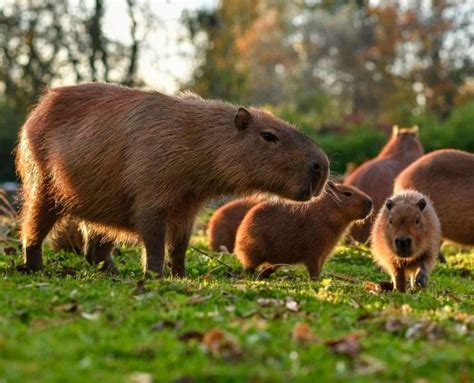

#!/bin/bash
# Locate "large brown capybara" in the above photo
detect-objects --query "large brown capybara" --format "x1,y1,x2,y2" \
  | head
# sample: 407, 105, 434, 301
371, 190, 441, 292
234, 183, 373, 279
395, 149, 474, 246
48, 220, 117, 273
344, 125, 424, 243
207, 196, 261, 253
16, 83, 329, 277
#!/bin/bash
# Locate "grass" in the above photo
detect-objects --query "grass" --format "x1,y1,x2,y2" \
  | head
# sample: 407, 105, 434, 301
0, 213, 473, 382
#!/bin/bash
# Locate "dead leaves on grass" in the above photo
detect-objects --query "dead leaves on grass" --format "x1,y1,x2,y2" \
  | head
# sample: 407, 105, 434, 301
292, 323, 318, 343
325, 332, 364, 358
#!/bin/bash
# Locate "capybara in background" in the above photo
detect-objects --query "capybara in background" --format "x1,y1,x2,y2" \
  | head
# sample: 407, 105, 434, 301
371, 190, 441, 292
395, 149, 474, 246
344, 125, 424, 243
48, 220, 117, 273
16, 83, 329, 277
235, 183, 373, 279
207, 196, 261, 252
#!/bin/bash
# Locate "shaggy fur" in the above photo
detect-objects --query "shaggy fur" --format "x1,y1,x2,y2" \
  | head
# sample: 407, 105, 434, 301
395, 149, 474, 246
344, 125, 424, 243
207, 196, 261, 253
234, 183, 373, 279
371, 190, 441, 292
16, 83, 329, 277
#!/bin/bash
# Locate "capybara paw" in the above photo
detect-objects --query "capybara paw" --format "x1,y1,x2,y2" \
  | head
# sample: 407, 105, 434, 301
379, 281, 394, 291
415, 272, 428, 288
171, 267, 186, 278
101, 262, 119, 275
16, 263, 42, 273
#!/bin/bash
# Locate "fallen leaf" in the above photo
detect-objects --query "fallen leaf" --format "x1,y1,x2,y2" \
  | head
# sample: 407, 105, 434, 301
81, 311, 101, 321
405, 320, 442, 340
186, 294, 212, 305
53, 302, 79, 313
325, 332, 363, 358
354, 354, 386, 375
127, 372, 153, 383
201, 328, 242, 360
292, 323, 318, 343
257, 298, 283, 307
364, 281, 382, 293
178, 330, 203, 342
285, 298, 299, 312
384, 317, 403, 332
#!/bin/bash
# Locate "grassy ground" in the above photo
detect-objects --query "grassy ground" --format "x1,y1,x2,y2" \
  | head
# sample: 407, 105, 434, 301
0, 215, 473, 382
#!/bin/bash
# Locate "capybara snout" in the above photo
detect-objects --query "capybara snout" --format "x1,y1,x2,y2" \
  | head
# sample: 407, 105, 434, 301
394, 237, 412, 257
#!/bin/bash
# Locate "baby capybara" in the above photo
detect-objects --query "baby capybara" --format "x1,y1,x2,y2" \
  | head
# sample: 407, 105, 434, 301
371, 190, 441, 292
16, 83, 329, 277
234, 183, 373, 279
344, 125, 424, 243
48, 220, 117, 273
395, 149, 474, 246
207, 196, 261, 252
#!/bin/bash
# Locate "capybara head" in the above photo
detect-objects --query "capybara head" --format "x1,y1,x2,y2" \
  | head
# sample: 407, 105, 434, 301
330, 183, 373, 221
380, 191, 433, 258
231, 107, 329, 201
389, 125, 423, 154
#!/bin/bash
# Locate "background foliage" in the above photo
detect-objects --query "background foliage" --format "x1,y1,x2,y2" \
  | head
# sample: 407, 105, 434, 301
0, 0, 473, 180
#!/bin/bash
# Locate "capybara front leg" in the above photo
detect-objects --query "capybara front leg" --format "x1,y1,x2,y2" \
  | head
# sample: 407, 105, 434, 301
139, 217, 167, 277
414, 264, 429, 288
20, 196, 58, 272
84, 231, 117, 274
167, 223, 193, 278
392, 268, 406, 292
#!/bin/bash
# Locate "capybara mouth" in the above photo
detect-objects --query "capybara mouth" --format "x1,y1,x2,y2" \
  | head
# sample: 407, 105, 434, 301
395, 248, 413, 258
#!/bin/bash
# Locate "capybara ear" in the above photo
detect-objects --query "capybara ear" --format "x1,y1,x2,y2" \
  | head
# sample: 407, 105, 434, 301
234, 107, 252, 131
416, 198, 427, 211
392, 125, 399, 136
386, 199, 395, 211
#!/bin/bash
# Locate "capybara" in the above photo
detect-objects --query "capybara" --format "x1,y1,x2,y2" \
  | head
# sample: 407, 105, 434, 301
371, 190, 441, 292
344, 125, 424, 243
48, 220, 117, 273
234, 183, 373, 279
207, 196, 261, 252
395, 149, 474, 246
16, 83, 329, 277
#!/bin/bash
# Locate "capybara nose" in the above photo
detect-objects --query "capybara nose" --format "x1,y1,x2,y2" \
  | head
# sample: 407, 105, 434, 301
395, 237, 412, 255
365, 199, 373, 210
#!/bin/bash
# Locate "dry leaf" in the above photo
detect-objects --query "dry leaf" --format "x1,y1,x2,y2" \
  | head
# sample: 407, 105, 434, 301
81, 311, 101, 321
354, 355, 386, 375
201, 328, 242, 360
151, 320, 181, 332
186, 294, 212, 305
292, 323, 318, 343
325, 332, 363, 358
53, 302, 79, 313
127, 372, 153, 383
364, 281, 382, 293
178, 330, 203, 342
257, 298, 283, 307
285, 298, 299, 312
384, 317, 403, 332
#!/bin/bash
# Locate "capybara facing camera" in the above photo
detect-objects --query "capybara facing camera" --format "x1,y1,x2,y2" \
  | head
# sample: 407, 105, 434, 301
371, 190, 441, 292
234, 183, 373, 279
16, 83, 329, 277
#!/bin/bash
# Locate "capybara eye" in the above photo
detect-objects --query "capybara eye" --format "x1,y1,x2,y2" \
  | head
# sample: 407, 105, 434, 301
389, 218, 393, 225
416, 218, 420, 225
343, 191, 353, 197
260, 131, 279, 143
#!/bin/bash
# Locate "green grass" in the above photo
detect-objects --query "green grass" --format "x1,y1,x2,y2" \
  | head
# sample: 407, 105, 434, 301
0, 234, 473, 382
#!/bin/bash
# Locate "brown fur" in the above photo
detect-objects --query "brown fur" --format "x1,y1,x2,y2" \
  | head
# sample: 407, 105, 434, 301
234, 183, 373, 279
344, 125, 424, 243
371, 190, 441, 292
16, 83, 329, 277
395, 149, 474, 246
207, 196, 261, 252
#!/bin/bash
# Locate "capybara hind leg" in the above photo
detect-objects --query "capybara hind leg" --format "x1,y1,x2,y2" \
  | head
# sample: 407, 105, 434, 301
20, 197, 58, 272
84, 233, 117, 274
392, 268, 406, 292
138, 217, 167, 277
167, 221, 194, 278
305, 262, 321, 280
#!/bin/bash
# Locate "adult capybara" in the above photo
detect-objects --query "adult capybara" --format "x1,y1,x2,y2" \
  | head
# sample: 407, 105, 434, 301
371, 190, 441, 292
234, 183, 373, 279
395, 149, 474, 246
207, 196, 261, 253
16, 83, 329, 277
48, 220, 117, 273
344, 125, 424, 243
